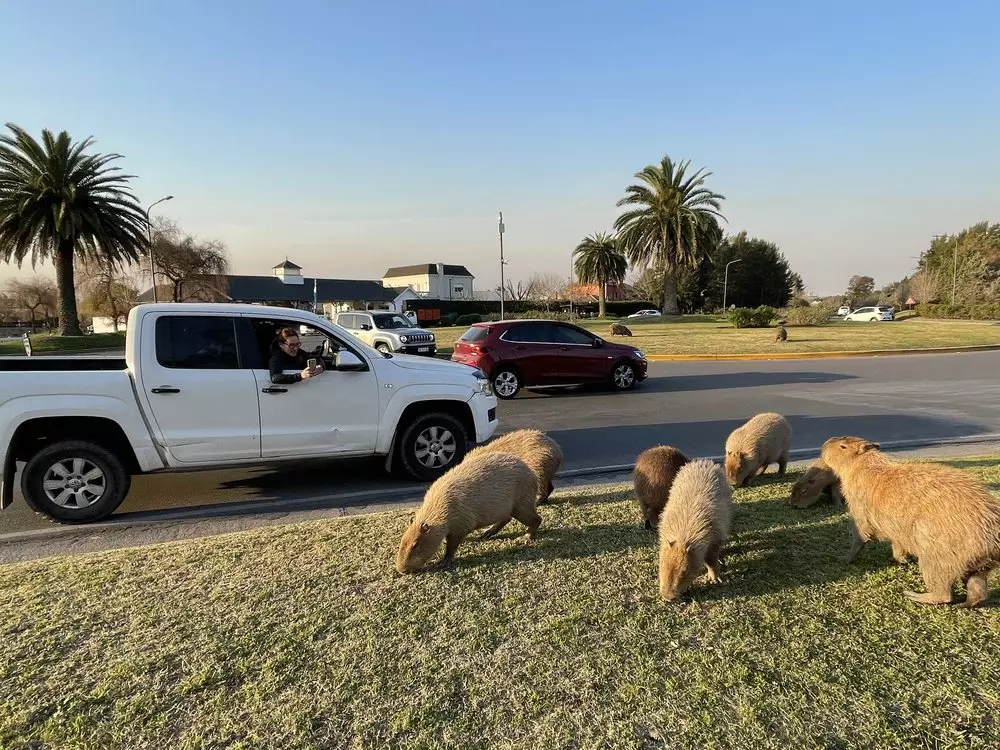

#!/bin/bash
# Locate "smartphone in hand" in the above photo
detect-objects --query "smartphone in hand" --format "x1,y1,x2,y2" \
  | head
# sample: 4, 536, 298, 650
307, 358, 318, 371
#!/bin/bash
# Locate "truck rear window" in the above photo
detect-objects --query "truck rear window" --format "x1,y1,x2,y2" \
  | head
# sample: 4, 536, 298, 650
459, 326, 489, 343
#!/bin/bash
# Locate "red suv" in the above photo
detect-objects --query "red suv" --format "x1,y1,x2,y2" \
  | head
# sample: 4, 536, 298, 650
451, 320, 648, 399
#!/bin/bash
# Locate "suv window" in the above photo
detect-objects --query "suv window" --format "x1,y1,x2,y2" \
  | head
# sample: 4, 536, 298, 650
459, 326, 489, 343
156, 316, 239, 369
336, 314, 354, 329
372, 313, 413, 330
504, 322, 555, 343
554, 324, 594, 345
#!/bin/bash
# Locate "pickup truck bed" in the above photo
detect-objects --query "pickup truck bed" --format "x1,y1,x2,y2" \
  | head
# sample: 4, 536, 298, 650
0, 357, 128, 372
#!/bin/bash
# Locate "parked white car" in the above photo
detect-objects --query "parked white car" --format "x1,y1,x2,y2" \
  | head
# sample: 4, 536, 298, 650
844, 305, 894, 322
0, 303, 498, 524
627, 309, 661, 318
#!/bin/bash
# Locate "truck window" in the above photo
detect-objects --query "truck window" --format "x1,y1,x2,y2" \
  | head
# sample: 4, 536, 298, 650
156, 316, 240, 369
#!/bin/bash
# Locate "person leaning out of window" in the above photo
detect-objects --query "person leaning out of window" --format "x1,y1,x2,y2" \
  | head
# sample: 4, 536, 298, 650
269, 328, 325, 384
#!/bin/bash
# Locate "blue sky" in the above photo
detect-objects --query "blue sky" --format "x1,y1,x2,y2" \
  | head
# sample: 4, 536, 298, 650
3, 0, 999, 294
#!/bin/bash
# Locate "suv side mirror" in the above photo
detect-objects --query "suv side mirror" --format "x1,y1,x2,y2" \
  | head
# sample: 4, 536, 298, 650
361, 323, 372, 331
335, 351, 366, 371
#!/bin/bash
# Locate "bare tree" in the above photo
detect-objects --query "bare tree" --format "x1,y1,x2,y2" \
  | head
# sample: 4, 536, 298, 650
5, 276, 57, 329
909, 269, 941, 304
496, 279, 537, 302
76, 257, 142, 332
145, 218, 230, 302
525, 272, 567, 310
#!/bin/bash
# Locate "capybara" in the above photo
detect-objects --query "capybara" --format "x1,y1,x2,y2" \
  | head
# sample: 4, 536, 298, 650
633, 445, 690, 529
465, 428, 563, 504
658, 459, 734, 601
822, 436, 1000, 607
395, 452, 540, 574
775, 325, 788, 343
724, 412, 792, 487
608, 323, 633, 337
788, 459, 844, 508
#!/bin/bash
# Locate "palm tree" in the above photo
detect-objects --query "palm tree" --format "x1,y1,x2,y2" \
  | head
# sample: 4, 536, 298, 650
0, 124, 147, 335
614, 156, 725, 315
573, 232, 627, 318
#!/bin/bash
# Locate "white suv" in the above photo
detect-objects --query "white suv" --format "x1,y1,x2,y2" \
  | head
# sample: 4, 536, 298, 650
337, 311, 437, 356
844, 306, 894, 322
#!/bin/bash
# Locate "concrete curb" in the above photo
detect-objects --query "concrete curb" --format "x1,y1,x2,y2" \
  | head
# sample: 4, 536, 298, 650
645, 344, 1000, 362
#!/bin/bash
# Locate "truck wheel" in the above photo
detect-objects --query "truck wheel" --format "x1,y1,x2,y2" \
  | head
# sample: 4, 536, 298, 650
492, 366, 521, 400
397, 412, 469, 481
20, 441, 130, 524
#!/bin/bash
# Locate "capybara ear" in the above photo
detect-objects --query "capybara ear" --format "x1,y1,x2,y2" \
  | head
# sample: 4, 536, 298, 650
419, 522, 430, 534
861, 441, 880, 452
665, 539, 676, 548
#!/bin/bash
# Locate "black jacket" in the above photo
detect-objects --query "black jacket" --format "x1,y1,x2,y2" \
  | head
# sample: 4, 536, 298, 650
269, 349, 311, 384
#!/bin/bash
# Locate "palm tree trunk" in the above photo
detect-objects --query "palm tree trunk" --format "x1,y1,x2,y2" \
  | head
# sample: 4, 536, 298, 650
55, 240, 83, 336
661, 267, 680, 316
598, 278, 606, 318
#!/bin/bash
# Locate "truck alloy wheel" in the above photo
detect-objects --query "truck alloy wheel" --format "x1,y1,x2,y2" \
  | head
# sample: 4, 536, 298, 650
20, 441, 130, 524
397, 412, 469, 481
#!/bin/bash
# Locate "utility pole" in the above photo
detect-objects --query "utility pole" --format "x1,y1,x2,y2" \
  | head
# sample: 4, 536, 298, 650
498, 212, 506, 319
723, 259, 742, 311
144, 195, 174, 303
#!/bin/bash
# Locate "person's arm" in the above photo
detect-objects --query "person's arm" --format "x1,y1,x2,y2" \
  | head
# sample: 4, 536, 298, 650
269, 352, 302, 385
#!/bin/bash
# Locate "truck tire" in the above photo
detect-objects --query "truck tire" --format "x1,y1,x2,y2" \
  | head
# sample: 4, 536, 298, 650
397, 412, 470, 482
20, 441, 131, 524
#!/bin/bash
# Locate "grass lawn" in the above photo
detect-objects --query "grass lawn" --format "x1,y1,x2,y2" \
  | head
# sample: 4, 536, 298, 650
2, 457, 999, 749
0, 331, 125, 356
432, 314, 1000, 357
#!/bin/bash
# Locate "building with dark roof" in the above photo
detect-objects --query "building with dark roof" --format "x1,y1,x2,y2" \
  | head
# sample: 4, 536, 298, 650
381, 262, 474, 300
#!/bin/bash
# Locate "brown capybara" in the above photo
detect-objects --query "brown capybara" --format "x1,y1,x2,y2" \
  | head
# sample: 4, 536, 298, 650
724, 412, 792, 487
658, 459, 733, 601
633, 445, 690, 530
775, 325, 788, 343
788, 459, 844, 508
395, 452, 540, 573
822, 436, 1000, 607
465, 429, 563, 505
608, 323, 633, 337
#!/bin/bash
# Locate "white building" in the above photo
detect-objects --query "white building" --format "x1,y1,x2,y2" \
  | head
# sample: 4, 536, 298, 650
381, 263, 474, 300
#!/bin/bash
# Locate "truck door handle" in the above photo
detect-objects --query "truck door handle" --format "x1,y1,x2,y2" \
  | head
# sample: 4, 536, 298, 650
261, 386, 288, 394
151, 386, 180, 394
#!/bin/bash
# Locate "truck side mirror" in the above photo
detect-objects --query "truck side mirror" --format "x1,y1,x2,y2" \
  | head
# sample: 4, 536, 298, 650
335, 351, 366, 371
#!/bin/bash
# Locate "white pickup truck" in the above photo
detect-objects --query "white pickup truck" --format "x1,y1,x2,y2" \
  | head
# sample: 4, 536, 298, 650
0, 303, 498, 524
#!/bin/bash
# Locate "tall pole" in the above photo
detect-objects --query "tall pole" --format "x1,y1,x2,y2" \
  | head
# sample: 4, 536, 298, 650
723, 259, 742, 311
951, 241, 958, 306
498, 211, 506, 320
144, 195, 174, 303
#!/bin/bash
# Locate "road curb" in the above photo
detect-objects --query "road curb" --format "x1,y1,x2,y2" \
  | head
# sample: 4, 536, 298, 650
645, 344, 1000, 362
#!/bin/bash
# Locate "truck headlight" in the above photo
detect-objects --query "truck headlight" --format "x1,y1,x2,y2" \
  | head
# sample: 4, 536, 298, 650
399, 335, 409, 343
633, 349, 646, 360
476, 376, 493, 396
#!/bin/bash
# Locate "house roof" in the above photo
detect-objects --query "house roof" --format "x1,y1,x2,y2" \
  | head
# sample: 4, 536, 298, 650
272, 259, 302, 270
383, 263, 474, 278
137, 275, 409, 304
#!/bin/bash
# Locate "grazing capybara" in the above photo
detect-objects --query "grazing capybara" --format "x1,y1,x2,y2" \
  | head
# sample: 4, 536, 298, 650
465, 428, 563, 505
822, 436, 1000, 607
775, 325, 788, 343
658, 459, 734, 601
608, 323, 633, 337
633, 445, 690, 529
395, 452, 540, 574
788, 459, 844, 508
724, 412, 792, 487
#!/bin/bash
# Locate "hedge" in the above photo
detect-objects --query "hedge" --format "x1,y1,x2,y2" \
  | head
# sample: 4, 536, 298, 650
454, 314, 483, 326
727, 306, 777, 329
783, 306, 835, 326
916, 303, 1000, 320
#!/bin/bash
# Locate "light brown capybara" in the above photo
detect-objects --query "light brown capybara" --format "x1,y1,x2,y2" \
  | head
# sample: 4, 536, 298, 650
788, 459, 844, 508
395, 452, 540, 573
724, 412, 792, 487
633, 445, 690, 530
658, 459, 733, 601
608, 323, 633, 337
821, 436, 1000, 607
465, 429, 563, 505
775, 325, 788, 343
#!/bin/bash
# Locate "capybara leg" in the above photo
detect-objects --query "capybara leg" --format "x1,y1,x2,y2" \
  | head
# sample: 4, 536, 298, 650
891, 541, 912, 565
777, 454, 788, 476
513, 505, 542, 540
535, 481, 554, 505
961, 572, 989, 608
704, 542, 724, 584
843, 523, 868, 564
831, 484, 845, 506
757, 463, 769, 477
904, 566, 954, 605
481, 520, 511, 540
440, 533, 464, 566
643, 518, 652, 531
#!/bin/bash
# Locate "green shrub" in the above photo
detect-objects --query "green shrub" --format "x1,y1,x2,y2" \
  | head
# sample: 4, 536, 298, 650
727, 306, 777, 329
783, 305, 835, 326
454, 314, 483, 326
916, 303, 1000, 320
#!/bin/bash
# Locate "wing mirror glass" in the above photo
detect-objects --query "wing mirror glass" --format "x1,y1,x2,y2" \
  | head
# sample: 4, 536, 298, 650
335, 351, 365, 371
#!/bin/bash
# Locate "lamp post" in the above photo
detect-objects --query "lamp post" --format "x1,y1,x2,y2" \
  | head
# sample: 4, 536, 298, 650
498, 212, 506, 320
722, 258, 742, 311
145, 195, 174, 303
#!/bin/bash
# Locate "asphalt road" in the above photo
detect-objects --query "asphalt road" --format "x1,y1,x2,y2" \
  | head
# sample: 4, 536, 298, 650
3, 350, 1000, 541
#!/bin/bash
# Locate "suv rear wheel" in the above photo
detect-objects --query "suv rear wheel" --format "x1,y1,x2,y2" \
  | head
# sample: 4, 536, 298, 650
397, 412, 470, 481
20, 440, 131, 524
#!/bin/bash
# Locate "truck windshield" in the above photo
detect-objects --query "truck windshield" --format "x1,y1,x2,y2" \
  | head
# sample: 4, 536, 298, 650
372, 314, 412, 330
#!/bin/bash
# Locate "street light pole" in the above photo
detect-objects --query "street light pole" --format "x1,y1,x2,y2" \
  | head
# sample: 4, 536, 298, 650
951, 241, 958, 306
145, 195, 174, 303
498, 212, 506, 320
722, 259, 742, 311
